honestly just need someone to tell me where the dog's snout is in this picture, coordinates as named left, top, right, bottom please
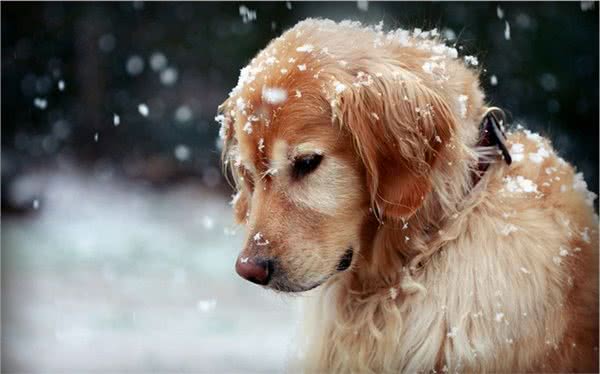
left=235, top=256, right=272, bottom=285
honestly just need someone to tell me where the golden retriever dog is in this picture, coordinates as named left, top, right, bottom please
left=217, top=19, right=599, bottom=373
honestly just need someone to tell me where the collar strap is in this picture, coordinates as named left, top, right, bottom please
left=472, top=108, right=512, bottom=185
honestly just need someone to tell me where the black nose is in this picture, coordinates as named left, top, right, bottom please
left=235, top=256, right=272, bottom=285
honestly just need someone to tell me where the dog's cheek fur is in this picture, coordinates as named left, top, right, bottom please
left=233, top=191, right=249, bottom=224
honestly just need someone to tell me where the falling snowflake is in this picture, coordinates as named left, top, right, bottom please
left=239, top=5, right=257, bottom=23
left=356, top=0, right=369, bottom=11
left=174, top=144, right=191, bottom=161
left=160, top=67, right=178, bottom=86
left=497, top=6, right=504, bottom=19
left=202, top=216, right=214, bottom=230
left=126, top=55, right=145, bottom=75
left=138, top=103, right=149, bottom=117
left=149, top=52, right=167, bottom=71
left=196, top=299, right=217, bottom=312
left=34, top=97, right=48, bottom=110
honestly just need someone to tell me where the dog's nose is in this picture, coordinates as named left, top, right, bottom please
left=235, top=256, right=272, bottom=285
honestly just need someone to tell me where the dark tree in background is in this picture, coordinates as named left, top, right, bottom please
left=2, top=2, right=598, bottom=209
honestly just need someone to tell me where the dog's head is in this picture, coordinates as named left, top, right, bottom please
left=218, top=19, right=483, bottom=292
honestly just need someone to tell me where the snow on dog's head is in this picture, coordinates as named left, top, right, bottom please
left=218, top=18, right=483, bottom=292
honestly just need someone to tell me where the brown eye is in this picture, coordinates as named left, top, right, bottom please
left=292, top=154, right=323, bottom=180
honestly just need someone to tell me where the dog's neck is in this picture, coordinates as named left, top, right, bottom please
left=346, top=116, right=488, bottom=296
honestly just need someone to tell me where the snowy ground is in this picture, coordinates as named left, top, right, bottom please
left=2, top=170, right=302, bottom=373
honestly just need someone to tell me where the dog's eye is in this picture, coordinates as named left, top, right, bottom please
left=292, top=154, right=323, bottom=179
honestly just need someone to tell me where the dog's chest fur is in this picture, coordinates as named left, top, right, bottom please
left=294, top=132, right=599, bottom=373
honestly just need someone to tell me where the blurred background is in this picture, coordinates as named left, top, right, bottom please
left=1, top=1, right=598, bottom=372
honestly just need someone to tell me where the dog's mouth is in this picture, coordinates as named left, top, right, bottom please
left=268, top=247, right=354, bottom=293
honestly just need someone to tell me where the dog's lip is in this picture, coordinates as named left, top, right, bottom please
left=266, top=248, right=354, bottom=293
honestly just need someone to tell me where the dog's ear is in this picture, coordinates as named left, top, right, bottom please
left=329, top=65, right=458, bottom=220
left=218, top=99, right=251, bottom=224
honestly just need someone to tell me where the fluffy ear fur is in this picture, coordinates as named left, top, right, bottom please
left=328, top=63, right=458, bottom=220
left=217, top=99, right=250, bottom=224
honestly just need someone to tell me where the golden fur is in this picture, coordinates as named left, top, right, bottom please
left=218, top=19, right=599, bottom=372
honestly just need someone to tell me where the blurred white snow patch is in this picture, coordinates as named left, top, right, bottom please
left=504, top=21, right=511, bottom=40
left=98, top=33, right=116, bottom=52
left=296, top=44, right=314, bottom=53
left=490, top=75, right=498, bottom=86
left=464, top=55, right=479, bottom=66
left=334, top=81, right=347, bottom=94
left=262, top=87, right=287, bottom=104
left=94, top=132, right=99, bottom=142
left=126, top=55, right=145, bottom=76
left=457, top=95, right=468, bottom=119
left=58, top=80, right=65, bottom=91
left=113, top=113, right=120, bottom=126
left=160, top=67, right=178, bottom=86
left=175, top=105, right=193, bottom=123
left=510, top=143, right=524, bottom=162
left=516, top=13, right=533, bottom=29
left=202, top=216, right=215, bottom=230
left=357, top=0, right=369, bottom=11
left=581, top=1, right=595, bottom=11
left=286, top=1, right=292, bottom=10
left=174, top=144, right=191, bottom=161
left=34, top=97, right=48, bottom=110
left=239, top=5, right=257, bottom=23
left=442, top=28, right=456, bottom=41
left=539, top=73, right=558, bottom=91
left=55, top=326, right=93, bottom=344
left=149, top=52, right=168, bottom=71
left=33, top=199, right=40, bottom=210
left=528, top=145, right=550, bottom=164
left=197, top=299, right=217, bottom=312
left=500, top=224, right=519, bottom=236
left=3, top=169, right=301, bottom=372
left=573, top=172, right=598, bottom=207
left=138, top=103, right=149, bottom=117
left=497, top=5, right=504, bottom=19
left=202, top=167, right=222, bottom=188
left=502, top=176, right=538, bottom=194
